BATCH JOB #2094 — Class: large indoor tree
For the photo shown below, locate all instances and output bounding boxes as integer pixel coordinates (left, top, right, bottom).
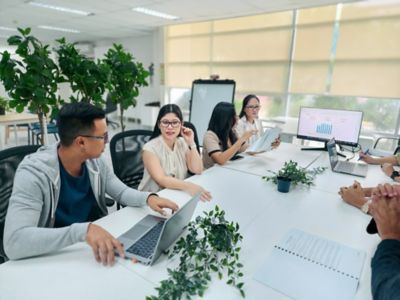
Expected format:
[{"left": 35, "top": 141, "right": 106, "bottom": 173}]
[{"left": 0, "top": 27, "right": 62, "bottom": 144}]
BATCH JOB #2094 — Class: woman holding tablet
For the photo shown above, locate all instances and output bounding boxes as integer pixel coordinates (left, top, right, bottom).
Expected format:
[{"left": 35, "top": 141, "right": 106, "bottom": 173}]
[{"left": 236, "top": 94, "right": 281, "bottom": 148}]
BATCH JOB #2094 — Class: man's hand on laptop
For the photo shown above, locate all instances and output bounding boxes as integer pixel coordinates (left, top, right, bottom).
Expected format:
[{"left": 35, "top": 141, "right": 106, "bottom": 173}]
[
  {"left": 86, "top": 223, "right": 124, "bottom": 266},
  {"left": 147, "top": 194, "right": 179, "bottom": 216}
]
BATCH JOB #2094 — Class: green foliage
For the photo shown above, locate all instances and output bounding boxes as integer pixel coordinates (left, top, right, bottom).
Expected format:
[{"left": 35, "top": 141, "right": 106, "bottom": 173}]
[
  {"left": 0, "top": 96, "right": 9, "bottom": 111},
  {"left": 147, "top": 206, "right": 245, "bottom": 300},
  {"left": 103, "top": 43, "right": 149, "bottom": 130},
  {"left": 262, "top": 160, "right": 326, "bottom": 187},
  {"left": 0, "top": 27, "right": 62, "bottom": 143},
  {"left": 55, "top": 37, "right": 109, "bottom": 106}
]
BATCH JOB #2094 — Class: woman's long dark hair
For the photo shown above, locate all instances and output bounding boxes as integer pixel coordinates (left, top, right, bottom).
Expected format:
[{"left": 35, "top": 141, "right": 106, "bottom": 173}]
[
  {"left": 239, "top": 94, "right": 260, "bottom": 119},
  {"left": 207, "top": 102, "right": 237, "bottom": 151},
  {"left": 151, "top": 104, "right": 183, "bottom": 139}
]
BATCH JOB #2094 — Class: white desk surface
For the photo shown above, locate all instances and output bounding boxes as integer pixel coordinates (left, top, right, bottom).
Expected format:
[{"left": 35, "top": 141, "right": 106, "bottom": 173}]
[
  {"left": 0, "top": 112, "right": 38, "bottom": 149},
  {"left": 222, "top": 143, "right": 391, "bottom": 195},
  {"left": 222, "top": 142, "right": 323, "bottom": 177},
  {"left": 0, "top": 113, "right": 38, "bottom": 125},
  {"left": 0, "top": 142, "right": 388, "bottom": 300}
]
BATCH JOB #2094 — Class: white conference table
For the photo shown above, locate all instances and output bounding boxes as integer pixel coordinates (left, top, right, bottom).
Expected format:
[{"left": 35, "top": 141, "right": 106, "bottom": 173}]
[
  {"left": 222, "top": 142, "right": 392, "bottom": 194},
  {"left": 0, "top": 143, "right": 387, "bottom": 300}
]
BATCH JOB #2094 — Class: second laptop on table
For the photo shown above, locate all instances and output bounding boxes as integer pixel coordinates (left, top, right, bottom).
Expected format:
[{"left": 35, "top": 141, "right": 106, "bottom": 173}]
[{"left": 327, "top": 138, "right": 368, "bottom": 177}]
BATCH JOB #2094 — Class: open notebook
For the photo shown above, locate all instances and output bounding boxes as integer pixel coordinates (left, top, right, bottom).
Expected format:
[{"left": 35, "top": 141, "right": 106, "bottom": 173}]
[
  {"left": 254, "top": 229, "right": 366, "bottom": 300},
  {"left": 246, "top": 127, "right": 282, "bottom": 154}
]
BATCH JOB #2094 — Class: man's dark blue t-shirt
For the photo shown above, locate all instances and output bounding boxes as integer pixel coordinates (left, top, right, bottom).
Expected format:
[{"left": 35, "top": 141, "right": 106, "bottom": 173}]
[{"left": 54, "top": 158, "right": 102, "bottom": 228}]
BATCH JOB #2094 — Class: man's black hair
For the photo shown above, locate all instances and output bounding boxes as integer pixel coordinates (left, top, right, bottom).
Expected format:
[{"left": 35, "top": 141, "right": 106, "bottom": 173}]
[{"left": 57, "top": 102, "right": 105, "bottom": 146}]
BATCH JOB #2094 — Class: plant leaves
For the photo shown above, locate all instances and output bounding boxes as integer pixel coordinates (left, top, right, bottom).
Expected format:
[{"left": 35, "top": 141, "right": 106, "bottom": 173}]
[{"left": 148, "top": 206, "right": 245, "bottom": 299}]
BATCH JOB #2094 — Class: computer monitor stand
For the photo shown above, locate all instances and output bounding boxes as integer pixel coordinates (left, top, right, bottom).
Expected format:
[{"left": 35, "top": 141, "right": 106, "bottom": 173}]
[{"left": 301, "top": 141, "right": 346, "bottom": 158}]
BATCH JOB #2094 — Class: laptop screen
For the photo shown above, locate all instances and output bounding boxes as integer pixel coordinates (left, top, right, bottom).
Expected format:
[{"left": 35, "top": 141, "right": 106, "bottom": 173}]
[
  {"left": 157, "top": 193, "right": 200, "bottom": 253},
  {"left": 327, "top": 138, "right": 338, "bottom": 169}
]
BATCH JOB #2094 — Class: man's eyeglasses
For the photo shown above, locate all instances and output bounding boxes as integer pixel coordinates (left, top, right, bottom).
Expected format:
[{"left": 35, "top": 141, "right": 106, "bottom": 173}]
[
  {"left": 159, "top": 120, "right": 181, "bottom": 128},
  {"left": 245, "top": 105, "right": 261, "bottom": 110},
  {"left": 80, "top": 132, "right": 109, "bottom": 143}
]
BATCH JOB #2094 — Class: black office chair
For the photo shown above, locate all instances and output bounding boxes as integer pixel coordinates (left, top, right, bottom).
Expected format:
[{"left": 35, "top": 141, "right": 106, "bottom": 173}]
[
  {"left": 109, "top": 130, "right": 153, "bottom": 209},
  {"left": 183, "top": 121, "right": 200, "bottom": 154},
  {"left": 0, "top": 144, "right": 40, "bottom": 263}
]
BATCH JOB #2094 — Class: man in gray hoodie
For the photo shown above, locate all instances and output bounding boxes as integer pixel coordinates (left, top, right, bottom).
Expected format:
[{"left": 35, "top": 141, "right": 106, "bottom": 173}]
[{"left": 4, "top": 102, "right": 178, "bottom": 266}]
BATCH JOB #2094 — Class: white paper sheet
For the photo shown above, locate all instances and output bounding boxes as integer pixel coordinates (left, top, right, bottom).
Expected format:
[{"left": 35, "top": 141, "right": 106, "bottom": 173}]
[{"left": 253, "top": 229, "right": 366, "bottom": 300}]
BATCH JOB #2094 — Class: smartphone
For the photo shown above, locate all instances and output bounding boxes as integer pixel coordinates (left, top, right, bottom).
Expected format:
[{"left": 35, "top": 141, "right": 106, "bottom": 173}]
[{"left": 230, "top": 155, "right": 244, "bottom": 161}]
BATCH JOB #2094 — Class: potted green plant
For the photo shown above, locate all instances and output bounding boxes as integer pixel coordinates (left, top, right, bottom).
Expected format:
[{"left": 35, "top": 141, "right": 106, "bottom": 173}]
[
  {"left": 147, "top": 206, "right": 245, "bottom": 299},
  {"left": 55, "top": 38, "right": 109, "bottom": 106},
  {"left": 262, "top": 160, "right": 327, "bottom": 192},
  {"left": 0, "top": 27, "right": 62, "bottom": 144},
  {"left": 276, "top": 175, "right": 292, "bottom": 193},
  {"left": 103, "top": 44, "right": 149, "bottom": 131}
]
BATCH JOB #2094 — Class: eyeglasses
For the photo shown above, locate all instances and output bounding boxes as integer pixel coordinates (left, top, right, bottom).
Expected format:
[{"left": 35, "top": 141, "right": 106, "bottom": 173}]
[
  {"left": 159, "top": 120, "right": 181, "bottom": 128},
  {"left": 245, "top": 105, "right": 261, "bottom": 110},
  {"left": 80, "top": 132, "right": 109, "bottom": 143}
]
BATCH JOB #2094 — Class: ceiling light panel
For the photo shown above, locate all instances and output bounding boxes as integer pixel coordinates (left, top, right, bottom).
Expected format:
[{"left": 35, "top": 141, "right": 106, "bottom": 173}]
[
  {"left": 28, "top": 1, "right": 94, "bottom": 16},
  {"left": 0, "top": 26, "right": 18, "bottom": 32},
  {"left": 132, "top": 7, "right": 179, "bottom": 20},
  {"left": 38, "top": 25, "right": 80, "bottom": 33}
]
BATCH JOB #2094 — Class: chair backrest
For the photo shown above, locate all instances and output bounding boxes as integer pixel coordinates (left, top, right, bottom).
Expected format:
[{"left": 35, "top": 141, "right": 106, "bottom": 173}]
[
  {"left": 0, "top": 144, "right": 40, "bottom": 263},
  {"left": 105, "top": 94, "right": 117, "bottom": 114},
  {"left": 373, "top": 136, "right": 400, "bottom": 154},
  {"left": 183, "top": 121, "right": 200, "bottom": 154},
  {"left": 109, "top": 130, "right": 153, "bottom": 190}
]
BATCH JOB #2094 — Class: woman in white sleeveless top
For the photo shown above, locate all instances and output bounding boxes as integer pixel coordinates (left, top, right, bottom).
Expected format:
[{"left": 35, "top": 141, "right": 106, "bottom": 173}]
[{"left": 139, "top": 104, "right": 211, "bottom": 201}]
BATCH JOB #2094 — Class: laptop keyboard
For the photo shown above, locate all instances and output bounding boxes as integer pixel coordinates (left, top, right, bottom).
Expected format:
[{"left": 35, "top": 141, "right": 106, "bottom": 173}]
[
  {"left": 126, "top": 220, "right": 165, "bottom": 258},
  {"left": 336, "top": 161, "right": 355, "bottom": 173}
]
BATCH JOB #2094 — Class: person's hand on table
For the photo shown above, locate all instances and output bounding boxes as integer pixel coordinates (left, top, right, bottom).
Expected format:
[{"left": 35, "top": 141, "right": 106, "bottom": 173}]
[
  {"left": 86, "top": 223, "right": 124, "bottom": 266},
  {"left": 338, "top": 181, "right": 367, "bottom": 209}
]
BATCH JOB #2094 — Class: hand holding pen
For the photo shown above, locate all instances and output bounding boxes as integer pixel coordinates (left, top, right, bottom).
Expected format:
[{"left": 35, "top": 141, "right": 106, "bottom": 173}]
[
  {"left": 358, "top": 149, "right": 376, "bottom": 164},
  {"left": 358, "top": 149, "right": 370, "bottom": 161}
]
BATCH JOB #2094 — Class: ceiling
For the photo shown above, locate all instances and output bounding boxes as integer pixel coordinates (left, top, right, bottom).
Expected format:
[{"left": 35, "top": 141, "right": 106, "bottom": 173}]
[{"left": 0, "top": 0, "right": 362, "bottom": 44}]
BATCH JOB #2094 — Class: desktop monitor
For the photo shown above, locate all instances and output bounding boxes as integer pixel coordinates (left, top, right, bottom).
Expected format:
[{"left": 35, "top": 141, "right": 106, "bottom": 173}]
[{"left": 297, "top": 107, "right": 363, "bottom": 147}]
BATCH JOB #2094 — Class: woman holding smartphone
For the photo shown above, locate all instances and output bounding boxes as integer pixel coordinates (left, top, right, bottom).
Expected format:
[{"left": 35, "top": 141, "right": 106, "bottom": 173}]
[{"left": 139, "top": 104, "right": 211, "bottom": 201}]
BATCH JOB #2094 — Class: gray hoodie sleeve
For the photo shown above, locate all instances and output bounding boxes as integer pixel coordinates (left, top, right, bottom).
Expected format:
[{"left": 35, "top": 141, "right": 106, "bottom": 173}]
[
  {"left": 98, "top": 157, "right": 151, "bottom": 207},
  {"left": 4, "top": 168, "right": 88, "bottom": 260}
]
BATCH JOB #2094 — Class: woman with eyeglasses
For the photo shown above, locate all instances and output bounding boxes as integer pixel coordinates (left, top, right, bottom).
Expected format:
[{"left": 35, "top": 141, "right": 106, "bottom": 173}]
[
  {"left": 138, "top": 104, "right": 211, "bottom": 201},
  {"left": 236, "top": 94, "right": 281, "bottom": 148},
  {"left": 202, "top": 102, "right": 257, "bottom": 169},
  {"left": 236, "top": 95, "right": 263, "bottom": 145}
]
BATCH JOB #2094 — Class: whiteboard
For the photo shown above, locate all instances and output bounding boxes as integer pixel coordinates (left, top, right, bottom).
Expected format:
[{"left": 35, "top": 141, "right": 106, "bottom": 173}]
[{"left": 189, "top": 80, "right": 235, "bottom": 146}]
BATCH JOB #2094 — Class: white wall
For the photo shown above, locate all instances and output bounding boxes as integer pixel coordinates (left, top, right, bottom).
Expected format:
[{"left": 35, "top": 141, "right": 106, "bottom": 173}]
[{"left": 94, "top": 28, "right": 165, "bottom": 127}]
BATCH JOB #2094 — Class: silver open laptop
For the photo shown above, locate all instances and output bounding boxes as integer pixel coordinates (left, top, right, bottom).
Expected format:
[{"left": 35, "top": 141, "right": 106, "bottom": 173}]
[
  {"left": 327, "top": 138, "right": 368, "bottom": 177},
  {"left": 117, "top": 193, "right": 200, "bottom": 265}
]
